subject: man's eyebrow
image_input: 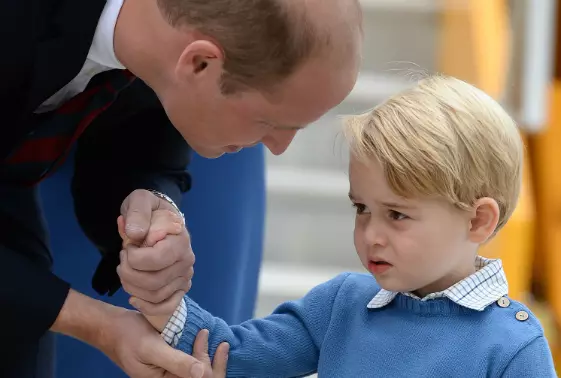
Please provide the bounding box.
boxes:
[259,119,305,130]
[274,124,305,131]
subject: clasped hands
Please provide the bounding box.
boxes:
[116,189,228,377]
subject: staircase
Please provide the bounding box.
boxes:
[256,1,441,316]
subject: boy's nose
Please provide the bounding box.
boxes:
[364,220,387,247]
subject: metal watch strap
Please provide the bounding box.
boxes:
[148,189,185,224]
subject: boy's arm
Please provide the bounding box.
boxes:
[500,336,557,377]
[174,273,351,377]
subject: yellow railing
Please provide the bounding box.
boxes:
[438,0,510,99]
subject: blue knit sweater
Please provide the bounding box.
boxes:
[177,273,556,377]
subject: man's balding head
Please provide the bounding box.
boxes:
[157,0,363,93]
[149,0,362,160]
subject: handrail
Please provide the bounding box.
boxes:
[437,0,510,99]
[518,0,557,133]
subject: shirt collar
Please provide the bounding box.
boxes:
[88,0,126,69]
[367,256,509,311]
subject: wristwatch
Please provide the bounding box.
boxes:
[148,189,185,225]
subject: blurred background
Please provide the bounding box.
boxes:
[255,0,561,374]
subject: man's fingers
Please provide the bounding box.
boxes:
[123,275,192,304]
[130,289,187,316]
[125,232,194,272]
[193,330,231,378]
[193,329,211,364]
[122,189,160,242]
[118,251,193,290]
[212,342,229,377]
[127,237,183,271]
[149,339,205,378]
[117,215,127,241]
[213,343,229,377]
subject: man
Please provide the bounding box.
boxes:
[0,0,362,377]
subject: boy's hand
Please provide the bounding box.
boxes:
[117,210,191,331]
[117,209,184,248]
[193,329,230,378]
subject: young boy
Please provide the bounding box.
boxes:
[135,75,557,377]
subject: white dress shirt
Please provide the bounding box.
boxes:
[36,0,125,113]
[367,256,509,311]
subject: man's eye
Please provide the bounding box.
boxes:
[257,121,273,128]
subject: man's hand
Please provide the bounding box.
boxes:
[193,330,230,378]
[52,289,206,378]
[118,210,189,331]
[104,309,209,378]
[118,189,194,315]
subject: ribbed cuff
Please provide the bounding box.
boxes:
[175,297,212,354]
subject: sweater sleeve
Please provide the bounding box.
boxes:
[176,273,351,378]
[500,336,557,377]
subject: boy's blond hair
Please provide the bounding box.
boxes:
[344,75,523,234]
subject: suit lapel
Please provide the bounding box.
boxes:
[26,0,108,112]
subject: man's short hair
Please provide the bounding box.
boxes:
[157,0,326,94]
[344,75,524,235]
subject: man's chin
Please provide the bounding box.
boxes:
[193,146,225,159]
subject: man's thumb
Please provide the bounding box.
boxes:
[151,341,205,378]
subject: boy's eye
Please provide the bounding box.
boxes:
[352,203,368,214]
[388,210,407,221]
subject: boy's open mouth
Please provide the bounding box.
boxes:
[368,260,393,275]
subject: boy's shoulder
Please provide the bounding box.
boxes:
[333,271,382,291]
[324,274,545,335]
[481,296,546,343]
[318,272,382,305]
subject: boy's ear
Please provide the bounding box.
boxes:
[468,197,500,243]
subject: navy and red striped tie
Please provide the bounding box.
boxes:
[2,69,136,186]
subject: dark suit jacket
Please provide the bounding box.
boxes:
[0,0,191,351]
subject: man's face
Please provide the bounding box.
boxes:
[159,57,359,158]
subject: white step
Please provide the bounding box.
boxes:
[263,188,358,268]
[266,166,348,198]
[264,73,412,171]
[360,0,441,12]
[258,262,354,298]
[360,0,468,12]
[346,73,414,103]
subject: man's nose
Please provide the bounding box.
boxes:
[261,130,298,156]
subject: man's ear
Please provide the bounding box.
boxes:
[175,40,224,83]
[468,197,500,243]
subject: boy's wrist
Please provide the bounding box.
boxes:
[143,297,188,347]
[144,313,174,333]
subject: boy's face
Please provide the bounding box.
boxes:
[348,156,478,297]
